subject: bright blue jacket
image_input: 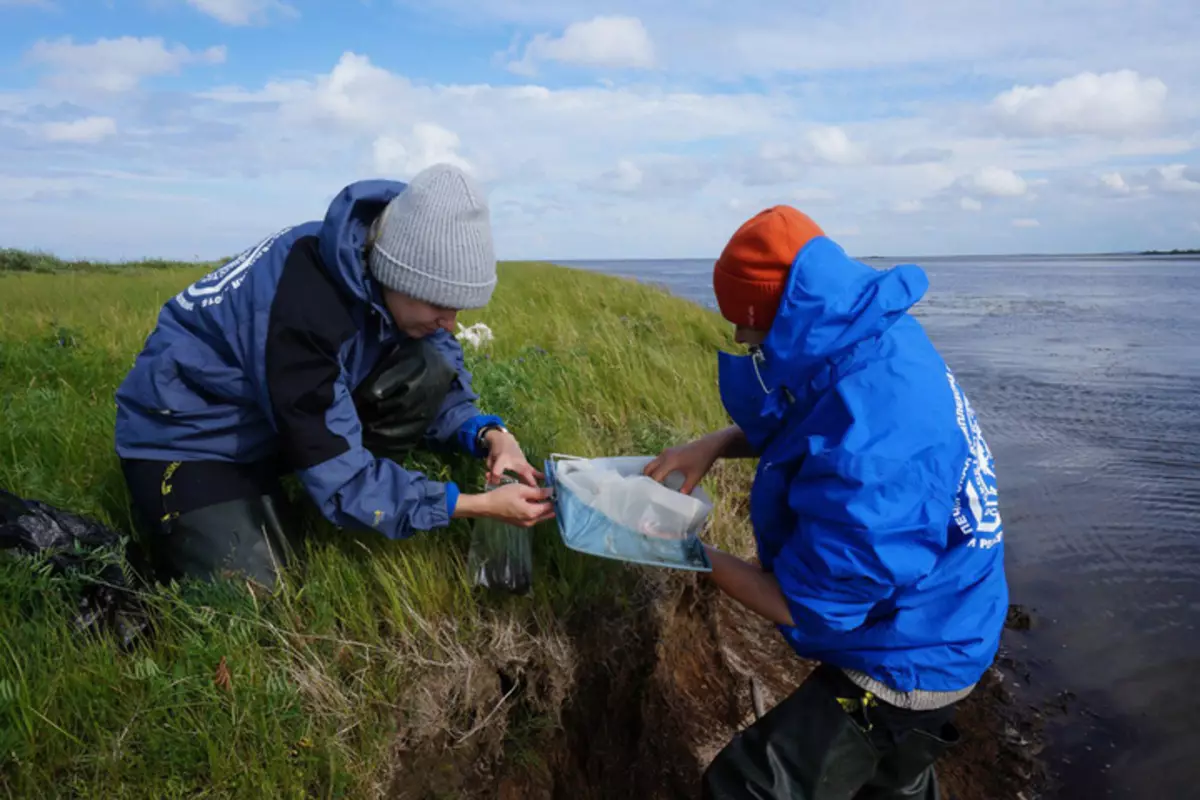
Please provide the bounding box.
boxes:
[721,236,1008,694]
[113,180,503,539]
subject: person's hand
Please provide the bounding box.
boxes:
[485,430,543,487]
[644,434,726,494]
[454,483,556,528]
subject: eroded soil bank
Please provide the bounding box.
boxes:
[388,575,1051,800]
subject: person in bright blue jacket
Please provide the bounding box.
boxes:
[645,205,1008,799]
[114,163,554,588]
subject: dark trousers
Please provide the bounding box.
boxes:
[120,457,299,588]
[702,664,961,800]
[119,336,455,589]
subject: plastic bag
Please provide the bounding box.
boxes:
[0,488,151,649]
[467,478,533,594]
[545,455,713,572]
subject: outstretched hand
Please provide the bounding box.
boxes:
[644,435,724,494]
[485,430,543,487]
[485,483,556,528]
[453,483,556,528]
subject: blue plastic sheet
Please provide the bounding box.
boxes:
[544,454,713,572]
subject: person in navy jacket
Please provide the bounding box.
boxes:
[646,205,1008,799]
[115,163,553,588]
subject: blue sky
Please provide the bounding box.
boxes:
[1,0,1198,261]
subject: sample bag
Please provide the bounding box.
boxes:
[544,454,713,571]
[467,478,534,594]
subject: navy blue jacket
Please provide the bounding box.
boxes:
[718,236,1008,693]
[113,180,503,538]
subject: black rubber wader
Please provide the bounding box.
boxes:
[701,664,961,800]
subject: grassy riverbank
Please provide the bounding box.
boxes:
[0,255,753,798]
[0,253,1042,799]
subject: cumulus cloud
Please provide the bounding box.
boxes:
[1147,164,1200,194]
[808,126,866,166]
[735,127,874,185]
[204,52,776,166]
[990,70,1169,137]
[43,115,117,143]
[185,0,295,26]
[372,123,472,176]
[1065,170,1148,200]
[26,36,226,92]
[589,155,710,196]
[4,5,1199,263]
[593,158,643,193]
[964,166,1028,198]
[1074,165,1200,199]
[507,15,655,76]
[1099,172,1133,195]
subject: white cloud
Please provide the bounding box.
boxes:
[966,166,1028,198]
[507,15,655,76]
[204,52,778,172]
[1150,164,1200,194]
[590,155,710,196]
[26,36,226,92]
[990,70,1169,137]
[419,0,1200,99]
[1012,218,1041,228]
[43,116,117,143]
[1100,172,1132,195]
[1072,166,1200,200]
[593,158,643,193]
[185,0,295,26]
[372,123,473,176]
[4,2,1199,263]
[808,126,865,166]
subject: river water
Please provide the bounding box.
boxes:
[559,253,1200,799]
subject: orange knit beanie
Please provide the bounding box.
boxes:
[713,205,825,330]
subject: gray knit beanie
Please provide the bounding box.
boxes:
[367,163,497,309]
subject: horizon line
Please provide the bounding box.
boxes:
[4,246,1198,266]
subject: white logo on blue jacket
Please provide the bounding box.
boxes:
[175,227,293,312]
[947,368,1003,549]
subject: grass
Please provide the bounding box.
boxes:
[0,256,753,798]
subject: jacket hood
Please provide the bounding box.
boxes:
[317,178,408,306]
[758,236,929,388]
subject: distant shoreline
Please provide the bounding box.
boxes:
[4,246,1199,270]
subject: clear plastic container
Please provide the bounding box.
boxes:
[556,459,712,541]
[546,455,715,571]
[467,477,533,594]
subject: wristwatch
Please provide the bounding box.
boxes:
[476,422,509,453]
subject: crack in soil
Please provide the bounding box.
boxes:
[388,579,1050,800]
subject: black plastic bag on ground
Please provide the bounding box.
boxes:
[467,478,533,595]
[0,488,151,649]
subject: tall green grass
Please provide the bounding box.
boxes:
[0,258,749,798]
